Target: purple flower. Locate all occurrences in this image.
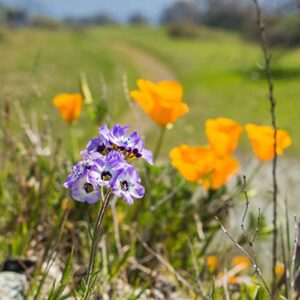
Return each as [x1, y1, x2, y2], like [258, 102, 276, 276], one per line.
[69, 174, 100, 204]
[85, 124, 153, 165]
[64, 124, 150, 205]
[80, 149, 103, 161]
[64, 161, 100, 204]
[86, 138, 109, 156]
[89, 151, 126, 188]
[107, 124, 153, 164]
[112, 165, 145, 205]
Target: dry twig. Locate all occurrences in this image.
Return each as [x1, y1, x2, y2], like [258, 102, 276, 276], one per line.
[289, 216, 299, 299]
[251, 0, 278, 294]
[216, 217, 271, 296]
[241, 175, 250, 235]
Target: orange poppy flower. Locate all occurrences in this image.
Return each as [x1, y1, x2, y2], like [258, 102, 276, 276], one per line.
[130, 79, 189, 126]
[205, 118, 243, 157]
[53, 93, 83, 124]
[207, 255, 218, 272]
[275, 263, 284, 277]
[231, 256, 251, 270]
[245, 124, 292, 161]
[228, 275, 239, 285]
[217, 272, 239, 286]
[202, 155, 239, 190]
[169, 145, 216, 183]
[170, 145, 239, 189]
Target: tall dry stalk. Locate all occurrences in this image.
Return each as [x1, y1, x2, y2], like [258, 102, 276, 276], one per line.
[251, 0, 278, 296]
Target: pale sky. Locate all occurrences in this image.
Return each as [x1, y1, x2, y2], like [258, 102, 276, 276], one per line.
[0, 0, 178, 22]
[0, 0, 294, 22]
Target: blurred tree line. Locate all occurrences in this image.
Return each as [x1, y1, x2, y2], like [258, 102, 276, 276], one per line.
[161, 0, 300, 48]
[0, 0, 299, 48]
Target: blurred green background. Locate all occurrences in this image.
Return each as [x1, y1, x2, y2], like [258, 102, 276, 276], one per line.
[0, 1, 299, 157]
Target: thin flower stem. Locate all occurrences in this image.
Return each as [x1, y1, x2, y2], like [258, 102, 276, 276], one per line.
[69, 124, 78, 161]
[83, 191, 111, 300]
[153, 126, 166, 161]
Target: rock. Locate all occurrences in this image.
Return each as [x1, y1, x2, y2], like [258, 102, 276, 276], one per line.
[0, 272, 26, 300]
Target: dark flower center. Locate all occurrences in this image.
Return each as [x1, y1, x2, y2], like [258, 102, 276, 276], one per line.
[120, 180, 129, 191]
[83, 183, 94, 193]
[101, 171, 112, 181]
[96, 144, 106, 154]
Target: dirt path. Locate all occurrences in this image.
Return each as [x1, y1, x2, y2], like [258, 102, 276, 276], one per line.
[110, 42, 176, 135]
[111, 42, 175, 81]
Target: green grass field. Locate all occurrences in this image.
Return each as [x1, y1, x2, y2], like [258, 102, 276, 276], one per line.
[1, 26, 299, 156]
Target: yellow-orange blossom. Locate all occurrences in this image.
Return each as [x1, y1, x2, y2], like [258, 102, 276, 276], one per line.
[170, 145, 239, 190]
[206, 117, 243, 157]
[245, 124, 292, 161]
[130, 79, 189, 126]
[53, 93, 83, 124]
[170, 117, 241, 190]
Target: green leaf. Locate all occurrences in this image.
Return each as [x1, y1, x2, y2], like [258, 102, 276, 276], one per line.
[47, 248, 73, 300]
[80, 72, 93, 105]
[109, 249, 130, 280]
[254, 286, 269, 300]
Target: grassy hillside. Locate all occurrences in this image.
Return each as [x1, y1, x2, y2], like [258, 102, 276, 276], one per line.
[1, 26, 299, 155]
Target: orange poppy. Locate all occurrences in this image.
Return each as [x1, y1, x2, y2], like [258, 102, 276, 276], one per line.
[275, 263, 284, 277]
[228, 275, 239, 285]
[231, 256, 251, 270]
[53, 93, 83, 124]
[202, 155, 239, 190]
[169, 145, 216, 183]
[205, 117, 243, 157]
[170, 145, 239, 189]
[217, 272, 239, 286]
[245, 124, 292, 161]
[207, 255, 218, 272]
[130, 79, 189, 126]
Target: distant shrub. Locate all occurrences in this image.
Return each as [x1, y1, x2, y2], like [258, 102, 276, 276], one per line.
[5, 8, 28, 27]
[81, 14, 119, 26]
[267, 14, 300, 48]
[161, 1, 200, 25]
[29, 16, 62, 30]
[201, 0, 300, 49]
[128, 13, 148, 25]
[65, 14, 119, 27]
[203, 0, 254, 31]
[167, 21, 200, 39]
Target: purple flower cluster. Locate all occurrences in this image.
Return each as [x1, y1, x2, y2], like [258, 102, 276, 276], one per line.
[64, 124, 152, 205]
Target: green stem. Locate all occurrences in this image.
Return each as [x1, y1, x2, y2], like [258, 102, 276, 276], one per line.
[83, 192, 111, 300]
[69, 124, 78, 161]
[87, 104, 95, 122]
[153, 126, 167, 161]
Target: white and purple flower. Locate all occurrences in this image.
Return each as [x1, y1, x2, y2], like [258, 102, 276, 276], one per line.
[86, 124, 153, 164]
[112, 165, 145, 205]
[64, 160, 101, 204]
[89, 151, 125, 188]
[64, 124, 151, 205]
[107, 124, 153, 164]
